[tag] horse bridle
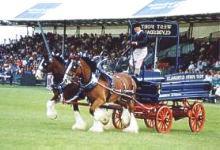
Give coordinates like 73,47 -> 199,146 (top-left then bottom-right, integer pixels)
63,57 -> 100,91
37,58 -> 52,73
63,59 -> 82,85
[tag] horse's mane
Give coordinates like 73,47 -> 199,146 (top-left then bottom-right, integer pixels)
54,56 -> 65,65
81,57 -> 97,72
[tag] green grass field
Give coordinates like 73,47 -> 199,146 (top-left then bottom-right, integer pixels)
0,85 -> 220,150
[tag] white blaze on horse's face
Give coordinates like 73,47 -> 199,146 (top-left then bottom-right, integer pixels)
35,59 -> 45,80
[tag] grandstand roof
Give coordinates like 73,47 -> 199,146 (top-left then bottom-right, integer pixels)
133,0 -> 220,23
15,0 -> 149,20
1,0 -> 220,26
134,0 -> 219,17
0,0 -> 150,26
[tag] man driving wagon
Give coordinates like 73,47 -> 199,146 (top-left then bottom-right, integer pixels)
129,22 -> 148,75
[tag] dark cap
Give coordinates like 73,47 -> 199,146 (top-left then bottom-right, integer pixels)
133,22 -> 141,28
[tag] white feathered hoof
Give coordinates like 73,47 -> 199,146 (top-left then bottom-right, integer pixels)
89,120 -> 104,133
72,111 -> 87,130
103,118 -> 114,130
94,108 -> 110,125
72,123 -> 86,130
122,126 -> 138,133
47,111 -> 57,119
121,108 -> 131,126
72,120 -> 87,130
101,117 -> 110,125
123,113 -> 139,133
103,110 -> 114,130
46,100 -> 57,120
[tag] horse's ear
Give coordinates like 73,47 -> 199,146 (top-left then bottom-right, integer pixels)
56,52 -> 61,56
69,53 -> 80,60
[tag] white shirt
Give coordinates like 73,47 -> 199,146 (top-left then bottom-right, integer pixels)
136,30 -> 143,35
188,64 -> 195,70
214,61 -> 220,68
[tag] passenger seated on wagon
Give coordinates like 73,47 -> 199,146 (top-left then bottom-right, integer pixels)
128,22 -> 148,76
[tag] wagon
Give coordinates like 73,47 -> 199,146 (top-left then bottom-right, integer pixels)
111,71 -> 212,133
110,20 -> 214,133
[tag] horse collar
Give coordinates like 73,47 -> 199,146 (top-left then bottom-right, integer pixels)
80,70 -> 100,91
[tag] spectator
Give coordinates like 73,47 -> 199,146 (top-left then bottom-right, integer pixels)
188,61 -> 195,72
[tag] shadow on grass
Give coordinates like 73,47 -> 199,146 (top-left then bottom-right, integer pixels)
169,128 -> 192,134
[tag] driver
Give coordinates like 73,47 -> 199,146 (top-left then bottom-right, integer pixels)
129,22 -> 148,75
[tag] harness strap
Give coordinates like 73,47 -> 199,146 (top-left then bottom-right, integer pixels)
62,88 -> 83,104
97,80 -> 155,111
106,80 -> 112,102
96,81 -> 134,99
81,72 -> 100,90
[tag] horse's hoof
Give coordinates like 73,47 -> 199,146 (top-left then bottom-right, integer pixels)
121,109 -> 131,126
103,120 -> 114,130
123,127 -> 138,133
47,112 -> 57,120
47,115 -> 57,120
101,118 -> 110,125
89,125 -> 104,132
89,128 -> 104,133
72,124 -> 87,130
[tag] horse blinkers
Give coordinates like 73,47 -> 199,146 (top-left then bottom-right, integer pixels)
69,59 -> 82,78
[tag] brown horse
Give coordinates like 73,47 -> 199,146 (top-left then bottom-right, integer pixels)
64,56 -> 138,133
35,54 -> 87,130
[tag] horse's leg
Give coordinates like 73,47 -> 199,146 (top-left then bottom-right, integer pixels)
121,107 -> 131,126
122,101 -> 139,133
89,99 -> 106,132
46,92 -> 59,119
115,100 -> 131,126
71,101 -> 87,130
46,100 -> 58,119
103,109 -> 114,130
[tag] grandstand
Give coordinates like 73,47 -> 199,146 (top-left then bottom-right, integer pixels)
0,0 -> 219,89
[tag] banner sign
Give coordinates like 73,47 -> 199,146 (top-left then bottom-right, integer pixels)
138,21 -> 178,37
165,73 -> 205,81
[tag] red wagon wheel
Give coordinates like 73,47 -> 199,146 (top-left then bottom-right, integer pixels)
144,118 -> 155,128
112,109 -> 128,129
189,102 -> 206,132
155,106 -> 173,133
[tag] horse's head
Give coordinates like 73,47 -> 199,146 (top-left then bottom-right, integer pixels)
35,54 -> 65,80
63,55 -> 96,85
62,55 -> 82,84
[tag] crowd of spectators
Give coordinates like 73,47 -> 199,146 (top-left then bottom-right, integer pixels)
0,31 -> 220,86
182,40 -> 220,72
0,32 -> 129,84
157,37 -> 220,74
179,39 -> 220,90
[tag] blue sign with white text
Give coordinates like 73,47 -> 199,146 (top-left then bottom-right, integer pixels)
132,21 -> 178,37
